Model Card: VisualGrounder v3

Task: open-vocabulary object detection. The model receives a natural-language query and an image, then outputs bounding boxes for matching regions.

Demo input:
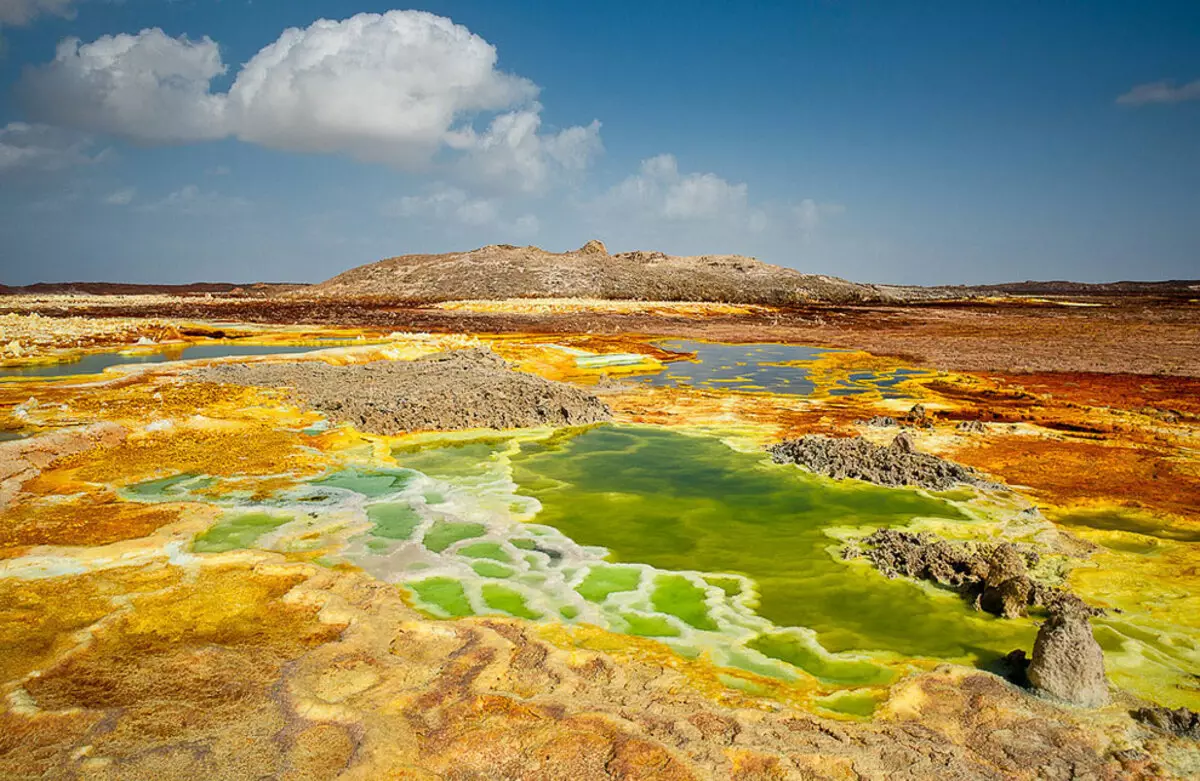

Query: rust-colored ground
[6,294,1195,375]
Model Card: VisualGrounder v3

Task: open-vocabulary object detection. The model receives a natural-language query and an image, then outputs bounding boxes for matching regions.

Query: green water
[482,584,542,619]
[193,511,291,553]
[410,577,474,617]
[367,503,422,540]
[132,422,1036,681]
[510,425,1034,662]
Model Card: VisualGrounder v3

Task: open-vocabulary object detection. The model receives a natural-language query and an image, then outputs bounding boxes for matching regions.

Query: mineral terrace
[0,250,1198,780]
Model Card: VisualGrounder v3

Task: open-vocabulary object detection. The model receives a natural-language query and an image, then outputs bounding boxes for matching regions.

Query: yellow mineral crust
[0,313,183,363]
[1,558,1189,780]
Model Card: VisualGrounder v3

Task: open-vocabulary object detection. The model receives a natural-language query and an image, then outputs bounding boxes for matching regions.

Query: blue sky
[0,1,1197,285]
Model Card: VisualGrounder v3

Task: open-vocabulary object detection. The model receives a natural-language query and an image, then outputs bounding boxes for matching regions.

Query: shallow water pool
[640,340,926,397]
[0,342,351,379]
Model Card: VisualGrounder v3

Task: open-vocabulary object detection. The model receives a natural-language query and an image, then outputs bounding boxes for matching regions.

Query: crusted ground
[6,294,1196,376]
[0,557,1182,781]
[0,304,1197,779]
[187,346,611,434]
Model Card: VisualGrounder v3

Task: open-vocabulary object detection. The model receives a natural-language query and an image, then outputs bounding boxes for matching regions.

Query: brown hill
[311,240,902,305]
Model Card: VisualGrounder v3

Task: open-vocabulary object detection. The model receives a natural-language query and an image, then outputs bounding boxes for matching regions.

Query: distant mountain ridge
[0,282,304,296]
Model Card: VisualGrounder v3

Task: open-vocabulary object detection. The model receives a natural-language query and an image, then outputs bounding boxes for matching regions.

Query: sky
[0,1,1197,286]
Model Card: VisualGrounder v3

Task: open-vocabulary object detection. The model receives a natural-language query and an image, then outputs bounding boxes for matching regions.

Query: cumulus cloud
[589,153,844,254]
[385,184,539,237]
[19,29,228,143]
[18,11,601,190]
[137,184,250,215]
[0,121,100,172]
[388,185,499,226]
[446,110,602,192]
[102,186,134,205]
[0,0,77,26]
[227,11,537,166]
[1116,79,1200,106]
[603,154,753,222]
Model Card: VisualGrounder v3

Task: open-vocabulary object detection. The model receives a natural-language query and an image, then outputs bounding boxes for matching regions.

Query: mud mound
[188,348,611,434]
[769,433,999,491]
[311,240,898,305]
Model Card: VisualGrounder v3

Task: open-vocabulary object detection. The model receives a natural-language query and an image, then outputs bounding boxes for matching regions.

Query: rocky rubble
[188,347,611,435]
[1132,706,1200,740]
[846,529,1098,619]
[769,432,1001,490]
[847,529,1112,707]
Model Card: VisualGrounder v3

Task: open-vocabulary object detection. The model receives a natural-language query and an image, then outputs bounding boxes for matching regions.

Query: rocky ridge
[311,240,910,305]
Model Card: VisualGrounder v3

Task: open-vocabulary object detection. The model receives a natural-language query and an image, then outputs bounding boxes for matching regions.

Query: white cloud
[604,154,751,222]
[102,186,134,205]
[227,11,536,166]
[137,184,250,215]
[0,121,99,172]
[793,198,844,238]
[446,110,602,192]
[19,29,228,143]
[18,11,601,190]
[385,184,539,237]
[389,186,499,226]
[0,0,77,26]
[206,164,231,176]
[1116,79,1200,106]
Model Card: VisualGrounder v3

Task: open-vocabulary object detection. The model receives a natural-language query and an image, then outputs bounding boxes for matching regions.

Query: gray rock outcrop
[769,434,1000,491]
[1028,609,1110,708]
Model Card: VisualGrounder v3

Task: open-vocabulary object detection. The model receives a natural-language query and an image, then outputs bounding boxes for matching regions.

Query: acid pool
[641,340,928,396]
[0,341,359,380]
[124,423,1037,698]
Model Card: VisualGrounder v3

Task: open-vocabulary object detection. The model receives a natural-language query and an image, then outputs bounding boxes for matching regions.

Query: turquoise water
[0,342,352,380]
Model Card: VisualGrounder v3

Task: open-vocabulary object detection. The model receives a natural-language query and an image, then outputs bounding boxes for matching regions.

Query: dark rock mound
[1028,609,1110,707]
[845,530,1097,620]
[769,433,1000,491]
[1131,706,1200,740]
[188,347,611,435]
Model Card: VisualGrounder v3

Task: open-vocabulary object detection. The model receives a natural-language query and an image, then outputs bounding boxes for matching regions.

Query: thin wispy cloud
[1116,78,1200,106]
[136,184,250,216]
[0,121,99,172]
[0,0,79,26]
[385,184,540,238]
[102,186,134,205]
